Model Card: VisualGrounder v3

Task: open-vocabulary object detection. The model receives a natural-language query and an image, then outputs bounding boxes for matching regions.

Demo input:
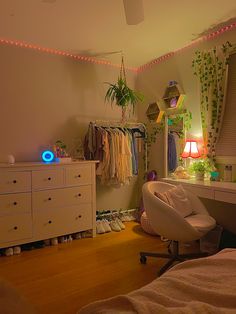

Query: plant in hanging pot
[104,57,143,120]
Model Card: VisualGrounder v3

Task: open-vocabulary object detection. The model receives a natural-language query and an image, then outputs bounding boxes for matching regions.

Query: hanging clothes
[83,123,145,186]
[168,132,177,172]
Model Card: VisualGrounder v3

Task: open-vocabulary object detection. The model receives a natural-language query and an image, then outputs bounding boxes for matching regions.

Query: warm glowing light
[181,140,201,158]
[0,37,137,72]
[0,20,236,73]
[137,21,236,72]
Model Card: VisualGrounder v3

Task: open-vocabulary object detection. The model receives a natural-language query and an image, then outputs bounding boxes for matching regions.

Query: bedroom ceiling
[0,0,236,67]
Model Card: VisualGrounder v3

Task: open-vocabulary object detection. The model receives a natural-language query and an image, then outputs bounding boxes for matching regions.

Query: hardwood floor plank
[0,222,173,313]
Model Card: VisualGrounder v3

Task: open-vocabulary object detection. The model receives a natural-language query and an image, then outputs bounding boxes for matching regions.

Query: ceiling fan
[123,0,144,25]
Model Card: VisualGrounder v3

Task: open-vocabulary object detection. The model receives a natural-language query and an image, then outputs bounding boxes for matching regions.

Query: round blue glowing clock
[42,150,54,162]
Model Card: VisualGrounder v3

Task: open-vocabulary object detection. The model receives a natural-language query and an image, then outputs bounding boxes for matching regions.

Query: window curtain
[192,42,232,160]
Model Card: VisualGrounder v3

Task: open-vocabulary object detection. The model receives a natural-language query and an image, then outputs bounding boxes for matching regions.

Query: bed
[79,248,236,314]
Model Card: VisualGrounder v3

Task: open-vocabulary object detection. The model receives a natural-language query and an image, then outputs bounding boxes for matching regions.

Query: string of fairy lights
[0,21,236,73]
[137,22,236,72]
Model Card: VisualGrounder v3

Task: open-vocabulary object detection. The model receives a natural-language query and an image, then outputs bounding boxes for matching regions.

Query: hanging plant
[104,56,144,119]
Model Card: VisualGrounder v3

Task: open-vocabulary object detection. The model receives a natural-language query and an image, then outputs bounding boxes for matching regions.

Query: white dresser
[0,161,98,249]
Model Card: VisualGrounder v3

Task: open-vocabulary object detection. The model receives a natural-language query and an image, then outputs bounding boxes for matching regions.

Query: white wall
[0,44,140,210]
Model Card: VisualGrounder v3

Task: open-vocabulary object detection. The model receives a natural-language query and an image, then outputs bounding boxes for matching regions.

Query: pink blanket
[79,249,236,313]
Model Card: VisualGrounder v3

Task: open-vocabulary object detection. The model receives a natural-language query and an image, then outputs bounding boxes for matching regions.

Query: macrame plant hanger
[120,55,127,122]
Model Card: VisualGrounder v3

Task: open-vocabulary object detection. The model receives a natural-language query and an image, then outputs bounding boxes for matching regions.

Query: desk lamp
[181,140,201,170]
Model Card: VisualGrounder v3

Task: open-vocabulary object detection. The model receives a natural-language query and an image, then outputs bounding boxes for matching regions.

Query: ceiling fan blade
[123,0,144,25]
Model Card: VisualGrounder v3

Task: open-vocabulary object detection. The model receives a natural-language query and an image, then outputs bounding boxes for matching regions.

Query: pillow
[154,185,192,218]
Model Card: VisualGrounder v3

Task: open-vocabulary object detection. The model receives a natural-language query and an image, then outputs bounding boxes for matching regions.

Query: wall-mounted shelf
[162,81,185,110]
[146,102,164,123]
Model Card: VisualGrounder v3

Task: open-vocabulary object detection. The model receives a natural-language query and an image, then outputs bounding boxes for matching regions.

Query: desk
[161,178,236,205]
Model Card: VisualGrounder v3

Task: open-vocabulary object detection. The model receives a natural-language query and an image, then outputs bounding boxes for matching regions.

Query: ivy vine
[192,41,232,160]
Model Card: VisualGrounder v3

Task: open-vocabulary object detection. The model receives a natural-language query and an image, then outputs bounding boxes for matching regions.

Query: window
[216,52,236,156]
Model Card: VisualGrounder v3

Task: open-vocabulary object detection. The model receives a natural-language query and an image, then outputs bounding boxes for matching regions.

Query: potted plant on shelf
[189,159,214,181]
[104,56,143,121]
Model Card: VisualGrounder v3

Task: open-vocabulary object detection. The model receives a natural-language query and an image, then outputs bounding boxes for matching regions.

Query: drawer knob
[77,174,81,178]
[14,226,18,230]
[76,215,82,220]
[48,177,52,181]
[13,180,17,184]
[78,193,81,197]
[79,215,82,218]
[48,220,52,224]
[13,202,18,206]
[48,197,52,201]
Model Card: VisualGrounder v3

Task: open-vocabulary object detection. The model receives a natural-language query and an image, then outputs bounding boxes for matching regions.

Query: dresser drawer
[0,171,31,194]
[0,214,32,244]
[34,204,92,239]
[65,165,92,186]
[68,204,93,232]
[0,193,31,216]
[32,169,64,190]
[33,185,92,210]
[63,185,92,206]
[183,185,214,199]
[214,190,236,204]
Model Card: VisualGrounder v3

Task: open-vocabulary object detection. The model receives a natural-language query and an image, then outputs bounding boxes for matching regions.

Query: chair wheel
[140,255,147,264]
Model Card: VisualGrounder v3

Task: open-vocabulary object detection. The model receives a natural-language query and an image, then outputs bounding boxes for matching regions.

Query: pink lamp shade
[181,140,201,158]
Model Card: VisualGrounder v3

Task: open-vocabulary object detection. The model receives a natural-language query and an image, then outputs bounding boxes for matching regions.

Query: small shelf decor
[104,56,143,121]
[53,140,72,163]
[146,102,164,123]
[162,81,185,110]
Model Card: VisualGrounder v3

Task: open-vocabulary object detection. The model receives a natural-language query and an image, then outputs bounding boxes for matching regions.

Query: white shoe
[115,218,125,230]
[110,220,121,232]
[13,246,21,255]
[121,213,132,222]
[68,235,73,242]
[96,220,105,234]
[74,233,82,240]
[161,236,169,242]
[102,219,112,232]
[44,239,51,246]
[82,230,92,238]
[5,248,13,256]
[51,238,58,246]
[59,236,66,243]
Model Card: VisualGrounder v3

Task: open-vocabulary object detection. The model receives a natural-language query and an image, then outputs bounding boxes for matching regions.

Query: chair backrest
[142,181,205,242]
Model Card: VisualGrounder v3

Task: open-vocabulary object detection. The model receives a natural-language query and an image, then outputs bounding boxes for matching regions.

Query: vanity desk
[162,177,236,235]
[161,177,236,205]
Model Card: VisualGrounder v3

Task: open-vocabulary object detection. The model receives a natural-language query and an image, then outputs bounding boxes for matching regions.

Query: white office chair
[140,181,216,275]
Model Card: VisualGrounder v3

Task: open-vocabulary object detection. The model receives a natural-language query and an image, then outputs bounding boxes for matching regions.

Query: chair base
[140,241,208,276]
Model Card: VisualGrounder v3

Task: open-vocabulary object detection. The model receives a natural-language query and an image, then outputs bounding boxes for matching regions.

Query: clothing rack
[91,120,148,172]
[91,120,146,137]
[92,120,146,129]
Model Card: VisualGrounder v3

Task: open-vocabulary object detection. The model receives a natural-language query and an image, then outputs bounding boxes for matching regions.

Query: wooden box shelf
[162,81,185,110]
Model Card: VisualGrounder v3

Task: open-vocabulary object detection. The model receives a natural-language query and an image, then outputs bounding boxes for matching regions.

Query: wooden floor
[0,222,194,314]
